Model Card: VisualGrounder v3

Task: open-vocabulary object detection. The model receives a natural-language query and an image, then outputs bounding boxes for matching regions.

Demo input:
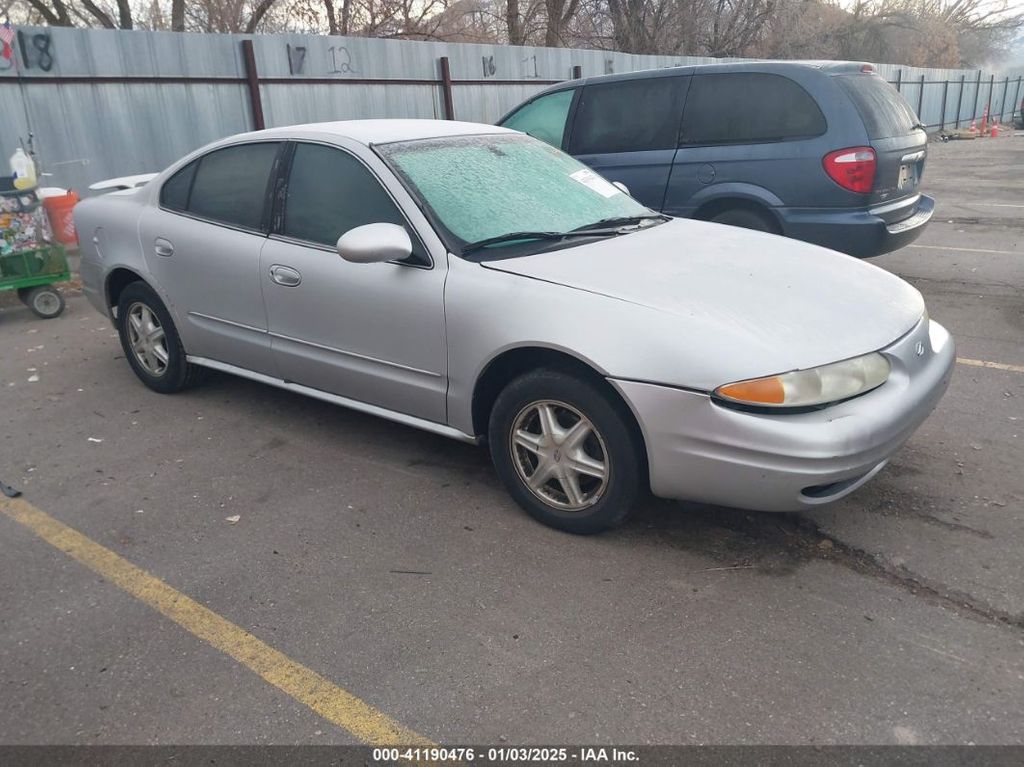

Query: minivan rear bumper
[776,194,934,258]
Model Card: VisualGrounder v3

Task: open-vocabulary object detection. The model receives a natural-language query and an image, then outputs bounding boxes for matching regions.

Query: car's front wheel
[116,281,204,393]
[488,369,643,534]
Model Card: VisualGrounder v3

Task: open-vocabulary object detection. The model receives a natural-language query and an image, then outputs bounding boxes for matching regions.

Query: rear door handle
[269,264,302,287]
[153,238,174,257]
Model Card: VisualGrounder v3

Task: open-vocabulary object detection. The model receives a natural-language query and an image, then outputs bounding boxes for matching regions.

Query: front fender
[443,256,709,436]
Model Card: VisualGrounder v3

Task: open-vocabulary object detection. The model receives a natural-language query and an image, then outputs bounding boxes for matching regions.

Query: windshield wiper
[461,231,568,255]
[569,214,669,232]
[461,228,621,255]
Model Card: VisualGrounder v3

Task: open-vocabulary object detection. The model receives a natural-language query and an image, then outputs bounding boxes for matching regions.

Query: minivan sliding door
[567,74,689,211]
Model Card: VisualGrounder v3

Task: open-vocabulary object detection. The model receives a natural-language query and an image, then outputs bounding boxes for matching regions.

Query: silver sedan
[74,120,954,533]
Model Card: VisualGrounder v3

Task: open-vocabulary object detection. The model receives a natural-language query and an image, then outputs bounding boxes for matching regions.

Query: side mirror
[336,223,412,264]
[612,181,630,196]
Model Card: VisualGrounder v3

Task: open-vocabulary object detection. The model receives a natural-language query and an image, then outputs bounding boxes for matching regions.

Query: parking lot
[1,135,1021,746]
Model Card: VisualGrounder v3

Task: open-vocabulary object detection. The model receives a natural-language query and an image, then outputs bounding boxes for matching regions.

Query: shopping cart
[0,180,69,319]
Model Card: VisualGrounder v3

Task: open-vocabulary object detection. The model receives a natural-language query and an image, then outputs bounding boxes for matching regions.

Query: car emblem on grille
[914,341,926,356]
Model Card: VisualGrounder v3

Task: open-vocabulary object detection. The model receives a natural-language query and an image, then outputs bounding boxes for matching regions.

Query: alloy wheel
[509,399,609,511]
[126,302,169,377]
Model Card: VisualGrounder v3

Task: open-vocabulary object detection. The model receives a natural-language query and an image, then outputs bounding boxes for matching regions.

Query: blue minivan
[498,61,934,257]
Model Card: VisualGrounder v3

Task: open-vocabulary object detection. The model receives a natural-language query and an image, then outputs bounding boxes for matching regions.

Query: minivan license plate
[898,164,914,190]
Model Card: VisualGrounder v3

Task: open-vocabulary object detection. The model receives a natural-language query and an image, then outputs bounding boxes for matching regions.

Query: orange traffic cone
[990,122,999,138]
[980,105,989,136]
[969,117,977,133]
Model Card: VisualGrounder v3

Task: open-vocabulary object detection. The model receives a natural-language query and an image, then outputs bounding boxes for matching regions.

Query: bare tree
[172,0,185,29]
[542,0,581,45]
[184,0,281,32]
[21,0,78,26]
[5,0,1023,68]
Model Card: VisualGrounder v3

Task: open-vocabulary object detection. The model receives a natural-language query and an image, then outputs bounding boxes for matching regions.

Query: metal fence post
[241,39,265,131]
[986,74,994,120]
[439,56,455,121]
[1016,77,1023,121]
[954,74,964,128]
[971,70,981,122]
[571,65,582,80]
[939,79,948,130]
[999,76,1009,122]
[895,70,902,92]
[917,74,925,118]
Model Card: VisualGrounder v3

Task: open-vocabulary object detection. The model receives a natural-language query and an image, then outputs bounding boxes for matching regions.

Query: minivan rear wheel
[709,207,779,234]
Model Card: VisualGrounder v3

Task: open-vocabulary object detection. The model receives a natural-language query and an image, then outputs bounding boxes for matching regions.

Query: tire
[488,368,643,534]
[709,207,778,233]
[115,281,205,393]
[24,286,65,319]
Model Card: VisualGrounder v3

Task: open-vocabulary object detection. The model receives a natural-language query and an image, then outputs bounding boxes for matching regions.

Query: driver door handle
[269,264,302,287]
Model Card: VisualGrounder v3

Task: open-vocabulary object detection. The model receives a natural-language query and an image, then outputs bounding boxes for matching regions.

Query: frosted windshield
[378,134,651,246]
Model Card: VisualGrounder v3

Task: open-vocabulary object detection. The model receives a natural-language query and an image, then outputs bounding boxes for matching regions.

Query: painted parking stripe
[967,203,1024,209]
[909,244,1020,256]
[0,497,431,746]
[957,357,1024,374]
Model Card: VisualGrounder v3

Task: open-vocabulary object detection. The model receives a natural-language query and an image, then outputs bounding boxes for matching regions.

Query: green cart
[1,181,68,319]
[0,244,69,319]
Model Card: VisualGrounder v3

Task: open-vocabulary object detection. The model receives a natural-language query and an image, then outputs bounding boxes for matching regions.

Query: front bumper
[778,194,934,258]
[612,317,954,511]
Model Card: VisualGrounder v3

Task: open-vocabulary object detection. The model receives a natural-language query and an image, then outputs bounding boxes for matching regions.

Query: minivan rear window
[834,74,920,139]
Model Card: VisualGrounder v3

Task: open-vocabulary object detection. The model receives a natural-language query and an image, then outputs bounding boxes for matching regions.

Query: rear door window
[570,77,685,154]
[186,142,281,230]
[834,74,919,139]
[679,73,826,145]
[501,89,576,148]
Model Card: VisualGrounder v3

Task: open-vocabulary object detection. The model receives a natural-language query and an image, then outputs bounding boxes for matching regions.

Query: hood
[480,219,924,378]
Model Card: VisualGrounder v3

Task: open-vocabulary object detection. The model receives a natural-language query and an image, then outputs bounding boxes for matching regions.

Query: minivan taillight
[823,147,876,193]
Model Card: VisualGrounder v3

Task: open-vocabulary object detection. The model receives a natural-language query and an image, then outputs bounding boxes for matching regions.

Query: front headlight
[714,352,891,409]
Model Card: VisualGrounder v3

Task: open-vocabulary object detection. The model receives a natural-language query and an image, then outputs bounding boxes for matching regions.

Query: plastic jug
[10,147,37,190]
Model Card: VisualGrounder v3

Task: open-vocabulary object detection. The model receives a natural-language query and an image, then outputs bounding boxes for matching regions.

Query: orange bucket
[43,190,80,246]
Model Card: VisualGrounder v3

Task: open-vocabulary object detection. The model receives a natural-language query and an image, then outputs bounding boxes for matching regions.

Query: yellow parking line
[0,497,431,746]
[957,357,1024,374]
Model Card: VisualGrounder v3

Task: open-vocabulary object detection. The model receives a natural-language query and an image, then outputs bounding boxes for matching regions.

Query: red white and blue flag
[0,22,14,61]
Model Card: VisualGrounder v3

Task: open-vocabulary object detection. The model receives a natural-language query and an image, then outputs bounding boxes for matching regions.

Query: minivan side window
[680,73,827,146]
[501,89,575,148]
[185,142,281,230]
[281,143,427,264]
[570,77,685,155]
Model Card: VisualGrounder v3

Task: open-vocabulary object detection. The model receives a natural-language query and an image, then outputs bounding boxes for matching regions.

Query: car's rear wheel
[116,281,204,393]
[488,369,642,534]
[709,207,778,233]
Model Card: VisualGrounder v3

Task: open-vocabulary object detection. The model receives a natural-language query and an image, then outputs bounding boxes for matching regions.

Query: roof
[252,119,513,146]
[527,59,874,95]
